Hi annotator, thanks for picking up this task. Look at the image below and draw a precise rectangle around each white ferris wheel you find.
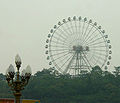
[45,16,112,75]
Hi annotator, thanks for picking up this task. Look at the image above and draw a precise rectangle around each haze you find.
[0,0,119,74]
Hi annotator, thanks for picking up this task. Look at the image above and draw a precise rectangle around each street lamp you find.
[6,54,32,103]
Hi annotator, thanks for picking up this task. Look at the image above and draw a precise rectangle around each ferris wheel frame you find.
[45,16,112,75]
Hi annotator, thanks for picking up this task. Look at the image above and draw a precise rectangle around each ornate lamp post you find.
[6,54,32,103]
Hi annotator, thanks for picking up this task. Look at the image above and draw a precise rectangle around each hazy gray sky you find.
[0,0,120,74]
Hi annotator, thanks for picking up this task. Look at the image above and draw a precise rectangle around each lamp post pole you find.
[6,54,32,103]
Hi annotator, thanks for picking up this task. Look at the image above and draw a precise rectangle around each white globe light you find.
[15,54,21,64]
[8,64,15,73]
[26,65,32,74]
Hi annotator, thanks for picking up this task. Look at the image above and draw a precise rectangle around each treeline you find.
[1,66,120,103]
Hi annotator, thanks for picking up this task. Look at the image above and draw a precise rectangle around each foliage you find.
[1,67,120,103]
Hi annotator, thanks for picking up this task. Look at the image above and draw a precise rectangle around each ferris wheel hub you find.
[73,45,89,53]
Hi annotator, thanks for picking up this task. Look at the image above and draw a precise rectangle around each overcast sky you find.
[0,0,120,74]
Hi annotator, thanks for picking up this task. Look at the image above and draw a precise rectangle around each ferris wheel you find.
[45,16,112,75]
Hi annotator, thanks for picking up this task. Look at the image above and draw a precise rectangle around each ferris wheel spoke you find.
[69,21,80,43]
[51,40,69,47]
[81,21,85,40]
[91,56,103,66]
[57,28,68,38]
[90,50,106,56]
[83,29,98,45]
[63,27,73,34]
[93,51,106,56]
[93,53,106,61]
[51,52,71,62]
[69,21,75,35]
[74,20,78,35]
[65,22,73,34]
[50,45,69,49]
[81,23,90,44]
[50,48,70,52]
[52,36,67,44]
[63,53,76,74]
[60,53,76,71]
[90,55,98,66]
[53,62,63,73]
[78,19,82,38]
[90,49,106,52]
[93,54,106,62]
[93,55,105,65]
[84,33,99,46]
[55,32,67,40]
[67,67,72,74]
[84,23,90,36]
[82,25,94,45]
[82,52,94,66]
[85,35,105,46]
[75,20,79,41]
[90,45,106,48]
[50,50,69,57]
[61,25,72,36]
[87,41,105,47]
